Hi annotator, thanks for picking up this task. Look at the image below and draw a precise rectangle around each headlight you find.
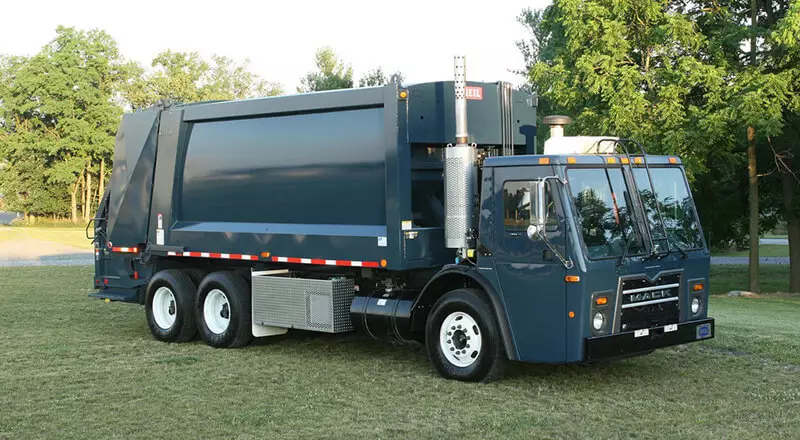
[592,312,605,330]
[691,297,701,314]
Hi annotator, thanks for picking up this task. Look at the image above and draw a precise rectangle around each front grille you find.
[619,273,681,332]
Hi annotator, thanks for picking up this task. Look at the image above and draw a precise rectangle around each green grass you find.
[710,265,792,294]
[0,226,92,250]
[1,266,798,439]
[711,244,789,257]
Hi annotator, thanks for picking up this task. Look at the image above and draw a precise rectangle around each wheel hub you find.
[439,311,483,368]
[204,289,231,335]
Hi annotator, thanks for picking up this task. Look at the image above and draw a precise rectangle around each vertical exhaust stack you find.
[444,55,478,255]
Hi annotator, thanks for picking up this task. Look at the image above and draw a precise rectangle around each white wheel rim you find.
[439,311,483,367]
[152,287,177,330]
[204,289,231,334]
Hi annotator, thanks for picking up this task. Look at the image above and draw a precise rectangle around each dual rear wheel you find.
[145,270,252,348]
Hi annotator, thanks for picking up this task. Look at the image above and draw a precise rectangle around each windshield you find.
[567,168,644,259]
[632,167,704,251]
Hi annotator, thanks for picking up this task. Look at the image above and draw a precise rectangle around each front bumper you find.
[585,318,714,361]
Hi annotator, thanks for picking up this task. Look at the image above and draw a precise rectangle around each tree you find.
[124,51,282,109]
[0,26,136,222]
[297,47,353,92]
[358,67,405,87]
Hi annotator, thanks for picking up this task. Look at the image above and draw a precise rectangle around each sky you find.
[0,0,550,93]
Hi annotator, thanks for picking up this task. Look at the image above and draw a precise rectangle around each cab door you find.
[491,165,568,363]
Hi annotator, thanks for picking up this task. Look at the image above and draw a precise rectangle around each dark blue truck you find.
[89,56,714,382]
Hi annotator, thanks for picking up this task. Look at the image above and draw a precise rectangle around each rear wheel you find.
[195,271,253,348]
[145,270,198,342]
[425,288,505,382]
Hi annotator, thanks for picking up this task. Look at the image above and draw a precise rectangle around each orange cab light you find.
[565,275,581,283]
[693,283,704,291]
[606,157,617,164]
[596,296,608,305]
[621,157,630,164]
[538,157,550,165]
[634,157,644,164]
[568,311,575,318]
[380,259,388,268]
[567,157,577,164]
[669,157,678,164]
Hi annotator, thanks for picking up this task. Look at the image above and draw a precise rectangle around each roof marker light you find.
[539,157,550,165]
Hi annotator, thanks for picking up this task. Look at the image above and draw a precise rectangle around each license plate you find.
[634,329,649,338]
[664,324,678,333]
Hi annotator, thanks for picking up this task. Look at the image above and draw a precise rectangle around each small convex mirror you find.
[526,180,548,240]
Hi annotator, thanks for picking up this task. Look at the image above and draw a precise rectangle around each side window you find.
[503,180,558,232]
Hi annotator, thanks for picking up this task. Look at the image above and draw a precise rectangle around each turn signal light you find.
[596,296,608,305]
[565,275,580,283]
[693,283,704,291]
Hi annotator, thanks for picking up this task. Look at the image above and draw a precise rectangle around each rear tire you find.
[425,288,505,382]
[145,270,198,343]
[195,271,253,348]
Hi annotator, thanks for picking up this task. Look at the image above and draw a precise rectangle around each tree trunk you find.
[97,157,105,205]
[780,169,800,292]
[71,172,82,224]
[747,126,759,293]
[84,163,92,221]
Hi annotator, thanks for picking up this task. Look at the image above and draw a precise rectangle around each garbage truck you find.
[88,56,714,382]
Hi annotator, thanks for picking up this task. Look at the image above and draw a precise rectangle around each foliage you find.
[0,26,134,218]
[124,51,283,110]
[516,0,800,249]
[358,67,404,87]
[297,47,353,92]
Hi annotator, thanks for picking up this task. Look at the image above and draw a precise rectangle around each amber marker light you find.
[568,311,575,318]
[398,90,408,99]
[260,251,271,258]
[634,157,644,164]
[565,275,580,283]
[380,259,388,268]
[606,157,617,164]
[693,283,704,291]
[539,157,550,165]
[567,157,576,164]
[596,296,608,305]
[669,157,678,164]
[621,157,630,164]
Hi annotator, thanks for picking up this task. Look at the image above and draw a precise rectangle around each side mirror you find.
[526,180,548,240]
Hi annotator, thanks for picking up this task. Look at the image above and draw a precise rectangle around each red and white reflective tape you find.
[270,256,380,268]
[166,251,258,261]
[111,247,139,253]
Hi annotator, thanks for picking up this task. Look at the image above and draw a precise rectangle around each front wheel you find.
[425,288,505,382]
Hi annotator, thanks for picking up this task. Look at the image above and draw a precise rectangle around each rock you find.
[727,290,759,297]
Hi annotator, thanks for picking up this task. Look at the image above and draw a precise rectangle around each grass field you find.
[0,266,798,439]
[711,244,789,258]
[0,226,92,250]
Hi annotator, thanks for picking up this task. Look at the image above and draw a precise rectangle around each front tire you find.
[425,288,505,382]
[195,271,253,348]
[145,270,198,343]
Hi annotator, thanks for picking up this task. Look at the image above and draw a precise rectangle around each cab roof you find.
[483,154,682,167]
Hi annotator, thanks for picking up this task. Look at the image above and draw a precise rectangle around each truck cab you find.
[476,138,713,364]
